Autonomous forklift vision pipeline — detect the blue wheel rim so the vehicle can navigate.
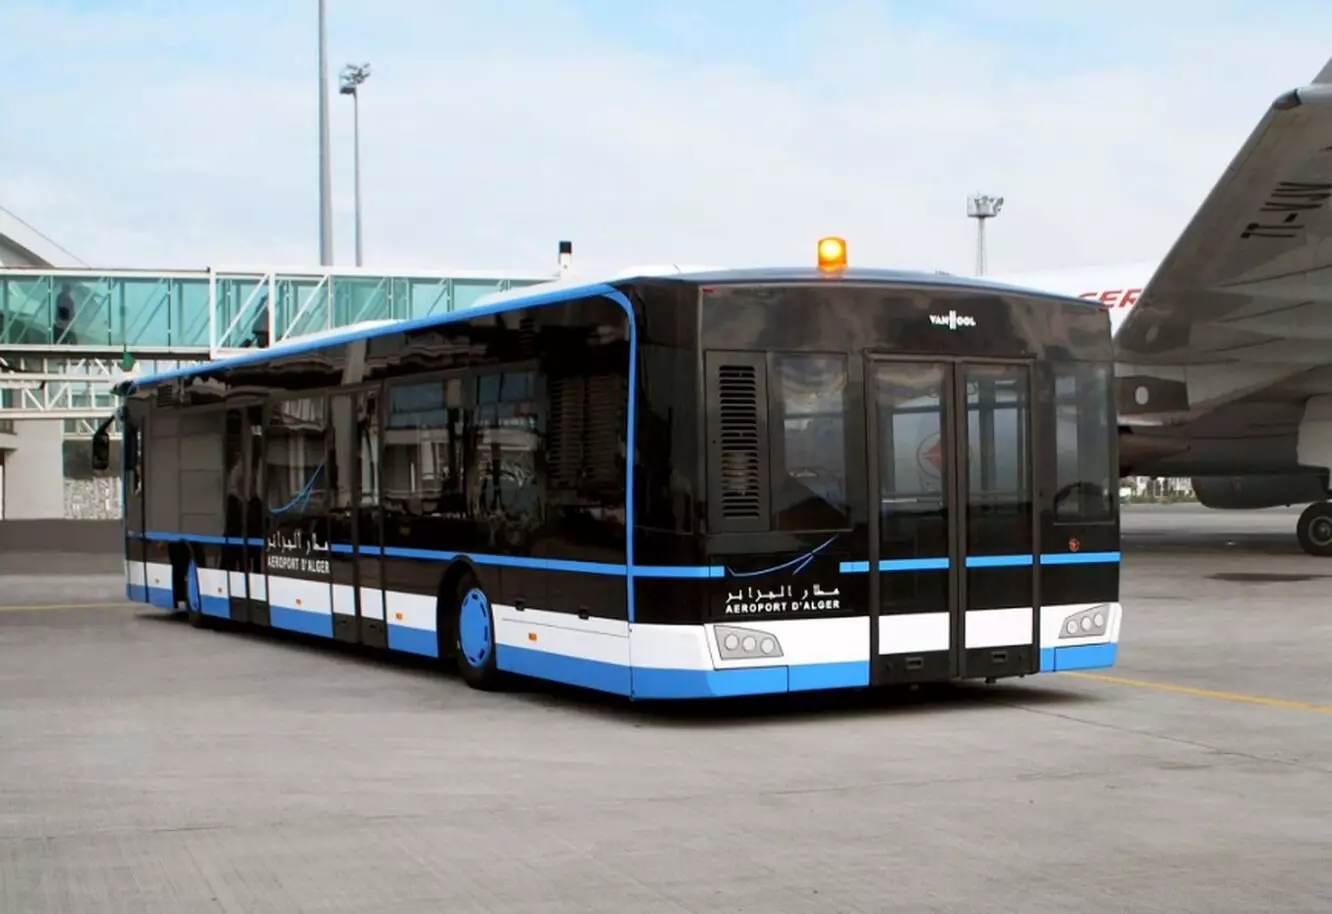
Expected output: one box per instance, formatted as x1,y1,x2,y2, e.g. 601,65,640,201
458,587,492,668
186,558,202,613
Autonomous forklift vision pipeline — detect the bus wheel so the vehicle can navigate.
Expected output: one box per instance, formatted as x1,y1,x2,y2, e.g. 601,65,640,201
452,573,501,691
185,556,209,629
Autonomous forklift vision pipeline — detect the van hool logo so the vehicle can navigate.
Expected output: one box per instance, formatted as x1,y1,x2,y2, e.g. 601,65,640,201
929,310,976,330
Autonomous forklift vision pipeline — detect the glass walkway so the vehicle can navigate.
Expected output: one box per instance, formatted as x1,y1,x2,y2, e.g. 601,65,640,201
0,265,553,425
0,265,551,354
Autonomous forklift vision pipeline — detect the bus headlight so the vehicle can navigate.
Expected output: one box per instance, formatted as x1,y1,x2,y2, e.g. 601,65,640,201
1058,604,1109,639
714,625,784,660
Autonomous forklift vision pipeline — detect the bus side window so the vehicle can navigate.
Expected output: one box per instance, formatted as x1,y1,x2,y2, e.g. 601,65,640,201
1053,363,1113,523
771,353,851,532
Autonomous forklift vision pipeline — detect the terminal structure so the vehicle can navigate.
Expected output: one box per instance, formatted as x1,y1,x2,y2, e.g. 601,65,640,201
0,214,556,519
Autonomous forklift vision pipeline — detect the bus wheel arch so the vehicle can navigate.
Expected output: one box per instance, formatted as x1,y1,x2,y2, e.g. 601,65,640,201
436,560,502,690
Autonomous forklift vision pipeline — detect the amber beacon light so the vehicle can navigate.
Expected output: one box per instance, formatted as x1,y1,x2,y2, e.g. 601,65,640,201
816,236,847,272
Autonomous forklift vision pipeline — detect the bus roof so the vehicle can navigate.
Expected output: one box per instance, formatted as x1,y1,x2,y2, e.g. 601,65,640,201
121,265,1093,393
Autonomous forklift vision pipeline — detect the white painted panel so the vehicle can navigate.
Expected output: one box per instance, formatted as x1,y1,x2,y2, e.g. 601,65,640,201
1108,601,1123,643
878,612,950,654
493,605,627,638
358,586,385,621
629,623,713,670
965,607,1033,649
494,605,630,666
228,571,248,597
384,590,436,632
126,561,147,587
267,575,331,614
197,567,229,601
145,562,172,593
632,617,871,672
332,584,357,617
247,573,268,601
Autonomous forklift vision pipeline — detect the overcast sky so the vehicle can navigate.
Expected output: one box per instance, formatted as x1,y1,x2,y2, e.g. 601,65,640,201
2,0,1331,278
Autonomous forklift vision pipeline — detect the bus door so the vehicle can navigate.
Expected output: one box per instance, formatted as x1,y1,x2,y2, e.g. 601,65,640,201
223,406,265,623
117,412,148,602
328,389,388,649
865,357,1038,684
243,406,270,626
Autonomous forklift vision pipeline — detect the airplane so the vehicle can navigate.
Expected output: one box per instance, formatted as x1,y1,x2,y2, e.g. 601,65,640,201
991,54,1332,557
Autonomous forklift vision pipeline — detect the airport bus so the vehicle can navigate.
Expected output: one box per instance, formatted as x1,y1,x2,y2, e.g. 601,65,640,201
96,240,1122,700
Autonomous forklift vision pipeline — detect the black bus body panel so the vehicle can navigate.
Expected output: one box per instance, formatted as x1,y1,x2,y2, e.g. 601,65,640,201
127,292,638,653
689,280,1117,682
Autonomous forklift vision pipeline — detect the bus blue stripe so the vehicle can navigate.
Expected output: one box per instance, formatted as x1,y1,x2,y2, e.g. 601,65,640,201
967,554,1033,568
838,552,1121,573
1040,551,1121,565
128,532,1120,578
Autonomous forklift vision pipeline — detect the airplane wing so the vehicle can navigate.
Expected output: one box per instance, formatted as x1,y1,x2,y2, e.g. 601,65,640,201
1113,56,1332,424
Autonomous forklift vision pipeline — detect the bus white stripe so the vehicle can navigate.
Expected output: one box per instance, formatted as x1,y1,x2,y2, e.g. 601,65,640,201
126,561,146,588
964,607,1033,648
145,562,172,596
878,613,950,654
266,576,331,616
383,590,434,632
494,605,631,667
331,584,356,617
196,567,229,603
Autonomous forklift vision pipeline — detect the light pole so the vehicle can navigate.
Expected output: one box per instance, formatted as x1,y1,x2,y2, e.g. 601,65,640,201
340,63,371,267
966,193,1004,276
317,0,334,265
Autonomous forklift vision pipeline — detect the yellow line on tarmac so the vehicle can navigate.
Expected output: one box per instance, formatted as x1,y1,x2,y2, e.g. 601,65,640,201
0,601,132,613
1066,671,1332,714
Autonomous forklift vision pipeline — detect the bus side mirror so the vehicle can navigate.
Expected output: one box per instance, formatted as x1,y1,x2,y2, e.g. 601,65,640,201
90,414,114,471
91,432,110,471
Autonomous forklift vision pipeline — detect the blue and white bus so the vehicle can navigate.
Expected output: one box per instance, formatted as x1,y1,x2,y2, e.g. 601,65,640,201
96,242,1122,700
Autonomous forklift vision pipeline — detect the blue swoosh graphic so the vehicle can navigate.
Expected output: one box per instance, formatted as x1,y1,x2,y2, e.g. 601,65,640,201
269,460,326,515
725,534,839,579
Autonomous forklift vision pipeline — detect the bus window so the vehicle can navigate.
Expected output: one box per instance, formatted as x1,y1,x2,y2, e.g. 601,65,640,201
266,397,330,515
771,353,850,532
383,378,466,517
1054,362,1114,523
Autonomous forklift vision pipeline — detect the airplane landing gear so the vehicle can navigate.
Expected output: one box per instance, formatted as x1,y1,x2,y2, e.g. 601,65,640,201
1296,501,1332,557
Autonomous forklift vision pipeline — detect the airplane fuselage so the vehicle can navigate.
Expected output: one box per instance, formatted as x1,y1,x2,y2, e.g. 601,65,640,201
989,262,1155,339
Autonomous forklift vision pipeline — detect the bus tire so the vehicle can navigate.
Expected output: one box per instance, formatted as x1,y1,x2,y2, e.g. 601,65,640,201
450,571,501,691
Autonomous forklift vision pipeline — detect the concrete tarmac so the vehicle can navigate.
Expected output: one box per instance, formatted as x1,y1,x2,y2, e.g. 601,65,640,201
0,504,1329,913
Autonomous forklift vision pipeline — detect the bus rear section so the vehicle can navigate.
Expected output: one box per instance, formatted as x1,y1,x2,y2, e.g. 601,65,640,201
643,274,1120,697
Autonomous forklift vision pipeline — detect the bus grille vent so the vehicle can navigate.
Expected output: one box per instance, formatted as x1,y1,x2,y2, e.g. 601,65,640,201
717,364,762,519
518,316,536,356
